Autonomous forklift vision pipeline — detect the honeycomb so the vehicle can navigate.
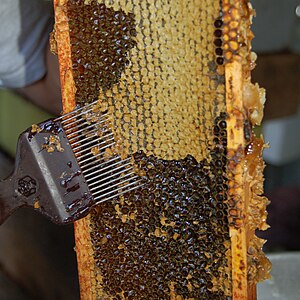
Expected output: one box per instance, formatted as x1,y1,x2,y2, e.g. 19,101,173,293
64,0,227,162
90,113,231,299
67,1,137,103
52,0,271,299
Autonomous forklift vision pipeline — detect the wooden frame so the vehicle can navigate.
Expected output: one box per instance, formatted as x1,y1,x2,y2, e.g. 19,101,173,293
53,1,268,299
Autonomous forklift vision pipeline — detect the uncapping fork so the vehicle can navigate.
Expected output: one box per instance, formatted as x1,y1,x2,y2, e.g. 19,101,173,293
0,101,143,225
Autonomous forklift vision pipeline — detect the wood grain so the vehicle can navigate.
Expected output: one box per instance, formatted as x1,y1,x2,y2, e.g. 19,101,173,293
53,1,96,299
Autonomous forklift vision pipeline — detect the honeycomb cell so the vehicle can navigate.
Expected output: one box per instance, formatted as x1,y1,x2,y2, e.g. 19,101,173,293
90,114,231,299
214,29,223,38
66,0,137,103
216,57,224,65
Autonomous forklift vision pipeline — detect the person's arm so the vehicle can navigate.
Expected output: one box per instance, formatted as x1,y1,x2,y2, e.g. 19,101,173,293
0,0,62,116
15,45,62,116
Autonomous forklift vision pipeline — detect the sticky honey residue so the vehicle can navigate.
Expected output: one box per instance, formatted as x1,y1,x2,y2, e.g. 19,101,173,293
243,80,266,126
245,137,269,231
31,124,42,134
49,30,58,55
33,198,40,209
169,282,184,300
42,135,64,153
244,137,271,283
91,146,100,156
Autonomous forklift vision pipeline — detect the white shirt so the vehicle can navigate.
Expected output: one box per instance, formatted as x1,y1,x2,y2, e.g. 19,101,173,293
0,0,53,88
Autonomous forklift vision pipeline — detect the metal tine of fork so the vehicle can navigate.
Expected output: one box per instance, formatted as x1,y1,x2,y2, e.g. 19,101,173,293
74,139,115,161
61,111,98,128
94,183,143,205
70,131,114,150
94,179,144,203
90,173,138,194
74,138,116,161
71,132,113,152
87,168,135,188
77,141,115,163
90,174,140,196
73,135,113,156
65,118,103,136
77,142,115,165
59,107,95,125
64,113,111,135
79,155,108,171
55,102,94,122
67,125,110,143
84,161,132,183
58,101,98,123
67,126,99,143
65,121,110,141
62,111,110,131
89,173,138,195
83,157,132,179
82,155,121,174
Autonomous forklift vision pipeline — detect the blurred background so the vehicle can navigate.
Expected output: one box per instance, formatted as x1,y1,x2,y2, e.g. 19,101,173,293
0,94,80,299
250,1,300,298
251,0,300,252
0,0,300,299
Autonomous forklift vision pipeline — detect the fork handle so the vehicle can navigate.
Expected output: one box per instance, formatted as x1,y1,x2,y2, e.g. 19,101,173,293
0,175,26,224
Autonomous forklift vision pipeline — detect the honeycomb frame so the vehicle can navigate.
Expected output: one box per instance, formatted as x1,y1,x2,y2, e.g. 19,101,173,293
53,0,271,299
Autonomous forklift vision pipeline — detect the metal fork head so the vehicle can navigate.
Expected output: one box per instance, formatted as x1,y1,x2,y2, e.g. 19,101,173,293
58,101,144,208
2,101,143,226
